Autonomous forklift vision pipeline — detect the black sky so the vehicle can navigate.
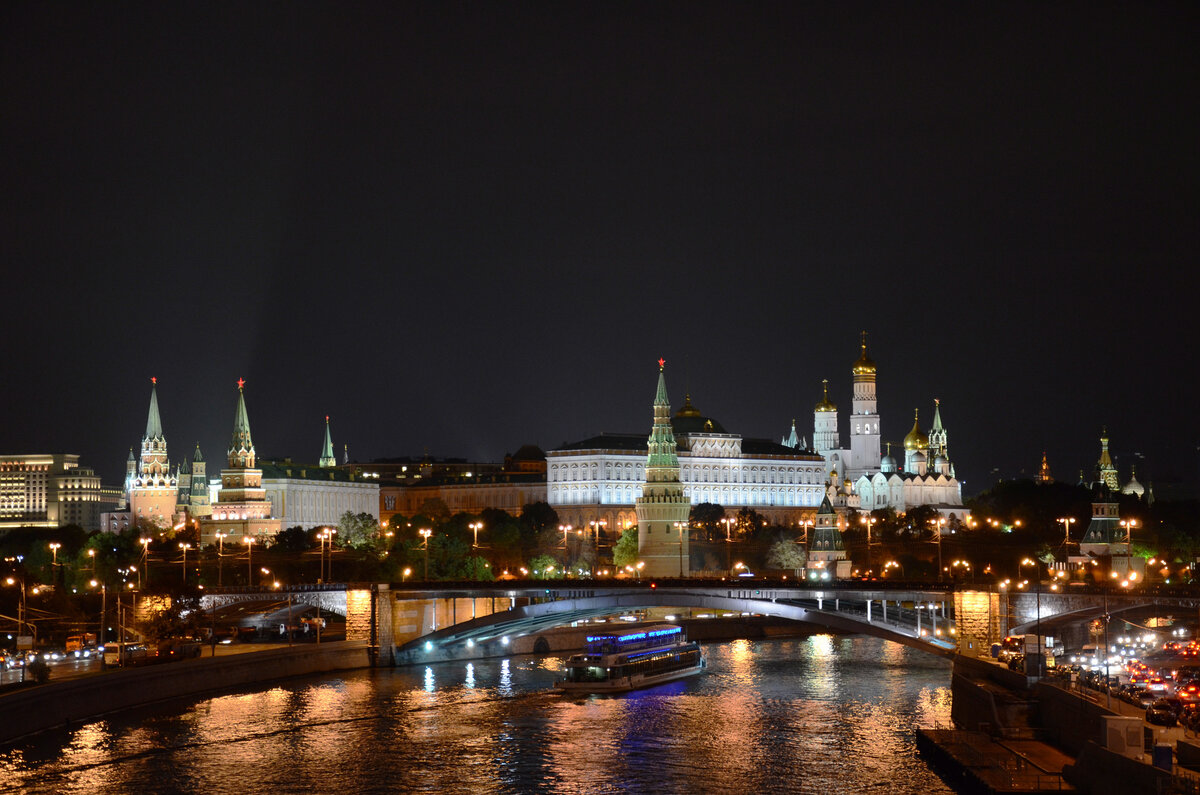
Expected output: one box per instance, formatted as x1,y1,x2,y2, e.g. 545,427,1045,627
3,2,1198,496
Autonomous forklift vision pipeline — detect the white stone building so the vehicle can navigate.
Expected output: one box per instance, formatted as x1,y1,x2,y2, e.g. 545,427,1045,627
548,394,827,532
261,461,379,530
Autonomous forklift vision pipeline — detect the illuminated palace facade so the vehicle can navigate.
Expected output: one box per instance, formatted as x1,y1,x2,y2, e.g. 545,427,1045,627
547,370,827,533
809,336,968,522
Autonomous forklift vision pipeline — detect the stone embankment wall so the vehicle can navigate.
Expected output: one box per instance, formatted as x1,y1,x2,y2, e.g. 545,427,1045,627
0,641,371,746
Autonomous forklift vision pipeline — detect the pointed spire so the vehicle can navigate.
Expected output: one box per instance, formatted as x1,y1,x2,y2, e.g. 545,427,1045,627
319,415,337,468
193,442,204,462
931,398,944,431
127,447,135,462
654,357,670,407
144,377,164,440
228,377,255,467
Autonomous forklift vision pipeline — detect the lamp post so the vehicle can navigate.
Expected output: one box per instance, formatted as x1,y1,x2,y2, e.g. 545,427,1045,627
139,537,151,588
215,532,227,587
1019,557,1043,676
419,528,432,580
243,536,254,584
860,516,877,572
89,579,106,666
799,519,813,547
720,517,734,572
470,521,484,549
1057,516,1076,544
673,521,687,577
4,577,31,650
48,542,60,566
87,548,96,576
178,542,191,583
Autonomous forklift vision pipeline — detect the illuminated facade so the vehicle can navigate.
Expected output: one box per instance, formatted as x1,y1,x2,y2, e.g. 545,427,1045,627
634,362,692,577
547,385,828,532
199,379,280,545
812,336,967,521
128,378,178,527
0,454,117,531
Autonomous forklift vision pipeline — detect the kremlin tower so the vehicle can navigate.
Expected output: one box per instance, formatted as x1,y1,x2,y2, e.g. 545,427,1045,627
199,379,280,545
128,377,178,527
634,359,692,577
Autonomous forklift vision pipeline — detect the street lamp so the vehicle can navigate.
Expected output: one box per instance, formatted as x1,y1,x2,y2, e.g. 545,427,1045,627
48,542,60,566
470,521,484,548
1057,517,1077,544
243,536,254,584
4,576,34,650
720,517,734,571
1019,557,1043,676
215,532,227,587
139,537,151,588
402,567,412,583
860,515,877,571
799,519,813,547
673,521,687,577
178,542,191,583
87,548,96,575
89,578,107,661
419,528,432,580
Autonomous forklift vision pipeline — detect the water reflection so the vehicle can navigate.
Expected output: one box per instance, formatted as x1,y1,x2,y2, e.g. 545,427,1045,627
1,637,953,795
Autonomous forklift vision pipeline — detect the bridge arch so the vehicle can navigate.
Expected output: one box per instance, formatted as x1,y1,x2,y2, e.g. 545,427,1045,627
393,591,956,664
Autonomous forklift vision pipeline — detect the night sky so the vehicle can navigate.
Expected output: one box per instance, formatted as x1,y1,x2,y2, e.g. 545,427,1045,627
3,3,1197,496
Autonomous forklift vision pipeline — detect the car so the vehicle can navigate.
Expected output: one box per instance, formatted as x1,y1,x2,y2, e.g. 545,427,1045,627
1148,700,1178,726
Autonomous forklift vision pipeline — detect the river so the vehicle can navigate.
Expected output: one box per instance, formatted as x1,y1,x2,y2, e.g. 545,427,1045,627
1,635,954,794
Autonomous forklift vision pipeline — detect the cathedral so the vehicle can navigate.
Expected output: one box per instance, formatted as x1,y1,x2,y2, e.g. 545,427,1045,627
799,335,968,523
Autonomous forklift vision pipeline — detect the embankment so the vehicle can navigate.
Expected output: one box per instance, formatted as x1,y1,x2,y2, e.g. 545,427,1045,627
0,640,371,745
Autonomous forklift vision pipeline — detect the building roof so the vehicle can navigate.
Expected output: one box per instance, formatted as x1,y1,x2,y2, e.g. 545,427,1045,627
144,379,164,440
259,459,372,484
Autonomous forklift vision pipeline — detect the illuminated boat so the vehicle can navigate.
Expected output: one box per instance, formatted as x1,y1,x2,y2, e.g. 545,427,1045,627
555,623,706,693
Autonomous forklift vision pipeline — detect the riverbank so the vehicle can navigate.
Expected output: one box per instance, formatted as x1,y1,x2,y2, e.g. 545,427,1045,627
0,640,371,746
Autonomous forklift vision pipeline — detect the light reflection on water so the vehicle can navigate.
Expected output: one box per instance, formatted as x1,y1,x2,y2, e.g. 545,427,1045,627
0,635,953,794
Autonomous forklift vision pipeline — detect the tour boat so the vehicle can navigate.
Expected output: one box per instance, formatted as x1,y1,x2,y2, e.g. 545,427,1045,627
555,623,706,693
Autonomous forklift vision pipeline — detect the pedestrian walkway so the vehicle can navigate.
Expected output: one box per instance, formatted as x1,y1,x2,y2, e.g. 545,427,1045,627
917,729,1074,793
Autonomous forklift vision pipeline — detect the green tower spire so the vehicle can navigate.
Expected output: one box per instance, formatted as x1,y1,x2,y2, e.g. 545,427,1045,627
145,377,164,440
228,377,256,468
319,415,336,468
646,358,679,470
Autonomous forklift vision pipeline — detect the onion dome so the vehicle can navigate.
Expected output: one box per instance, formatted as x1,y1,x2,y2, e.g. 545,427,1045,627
814,379,837,413
852,336,876,376
880,442,897,473
933,455,947,471
1122,466,1145,498
911,451,927,465
903,409,929,451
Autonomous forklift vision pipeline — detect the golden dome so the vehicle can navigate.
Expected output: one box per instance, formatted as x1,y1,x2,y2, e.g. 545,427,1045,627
851,332,876,376
675,393,702,419
903,409,929,451
814,379,837,413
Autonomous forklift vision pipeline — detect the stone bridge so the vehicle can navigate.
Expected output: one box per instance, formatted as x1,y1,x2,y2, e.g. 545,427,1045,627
195,581,1200,666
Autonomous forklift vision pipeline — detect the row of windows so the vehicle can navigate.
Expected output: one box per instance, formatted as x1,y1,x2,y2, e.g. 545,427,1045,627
549,485,824,507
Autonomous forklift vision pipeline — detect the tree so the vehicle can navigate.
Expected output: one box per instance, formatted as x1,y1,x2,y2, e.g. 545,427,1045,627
520,502,559,535
612,526,639,568
337,511,381,548
528,553,561,579
766,540,806,577
272,526,315,553
690,502,726,541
